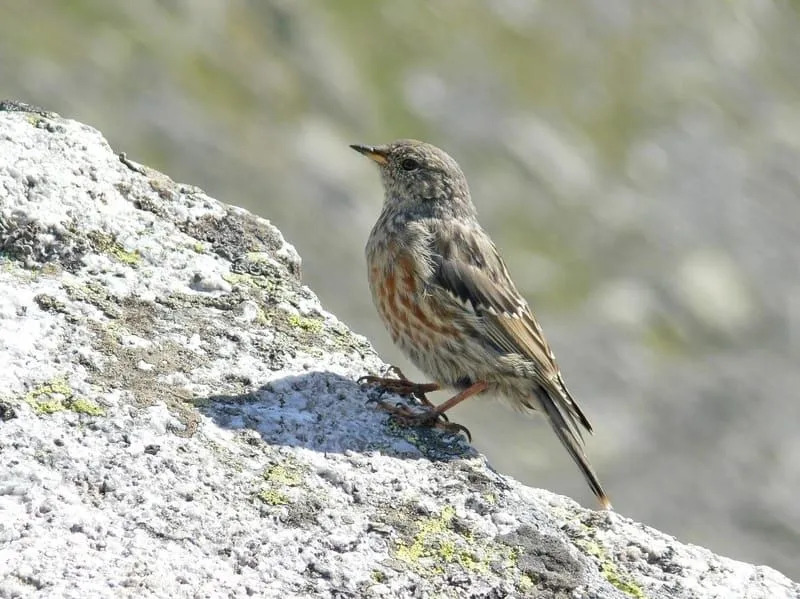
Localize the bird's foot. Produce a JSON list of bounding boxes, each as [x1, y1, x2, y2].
[[359, 366, 471, 438], [374, 400, 472, 441], [358, 366, 440, 408]]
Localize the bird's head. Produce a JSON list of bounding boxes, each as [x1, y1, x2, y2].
[[350, 139, 473, 215]]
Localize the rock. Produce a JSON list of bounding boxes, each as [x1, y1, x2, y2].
[[0, 103, 796, 599]]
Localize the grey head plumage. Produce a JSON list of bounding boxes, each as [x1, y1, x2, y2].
[[350, 139, 477, 220]]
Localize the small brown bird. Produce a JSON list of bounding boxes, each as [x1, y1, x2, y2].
[[351, 139, 611, 509]]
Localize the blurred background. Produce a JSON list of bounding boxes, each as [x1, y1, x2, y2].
[[3, 0, 799, 578]]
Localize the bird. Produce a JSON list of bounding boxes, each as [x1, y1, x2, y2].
[[350, 139, 611, 510]]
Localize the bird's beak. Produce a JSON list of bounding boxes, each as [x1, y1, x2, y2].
[[350, 144, 389, 166]]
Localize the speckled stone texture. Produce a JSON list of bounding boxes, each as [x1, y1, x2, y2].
[[0, 103, 796, 599]]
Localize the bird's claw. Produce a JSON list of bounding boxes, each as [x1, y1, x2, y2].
[[374, 400, 471, 442]]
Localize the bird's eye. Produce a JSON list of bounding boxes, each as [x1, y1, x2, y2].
[[401, 158, 419, 171]]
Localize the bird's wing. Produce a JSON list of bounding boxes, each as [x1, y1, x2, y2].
[[430, 221, 594, 436]]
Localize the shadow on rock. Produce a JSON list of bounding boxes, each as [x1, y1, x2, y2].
[[195, 370, 479, 462]]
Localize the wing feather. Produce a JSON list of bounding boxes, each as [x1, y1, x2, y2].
[[431, 222, 594, 438]]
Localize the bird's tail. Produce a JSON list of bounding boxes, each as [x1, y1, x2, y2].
[[536, 382, 612, 510]]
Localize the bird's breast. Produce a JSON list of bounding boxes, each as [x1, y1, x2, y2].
[[366, 234, 463, 364]]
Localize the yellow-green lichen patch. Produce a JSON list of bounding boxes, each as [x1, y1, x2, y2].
[[601, 562, 645, 598], [263, 462, 306, 487], [222, 272, 275, 292], [69, 397, 106, 416], [392, 506, 489, 575], [29, 397, 65, 415], [256, 459, 309, 509], [243, 251, 275, 265], [287, 314, 323, 333], [24, 378, 105, 416], [87, 230, 141, 265], [26, 114, 45, 127], [257, 489, 290, 506], [576, 539, 644, 598], [518, 573, 535, 593], [110, 245, 141, 265], [24, 378, 73, 414]]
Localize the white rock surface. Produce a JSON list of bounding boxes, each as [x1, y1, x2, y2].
[[0, 102, 797, 598]]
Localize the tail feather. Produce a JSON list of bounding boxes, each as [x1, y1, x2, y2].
[[537, 385, 612, 510], [555, 372, 593, 436]]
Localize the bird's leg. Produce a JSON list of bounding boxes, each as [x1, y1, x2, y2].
[[428, 380, 489, 416]]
